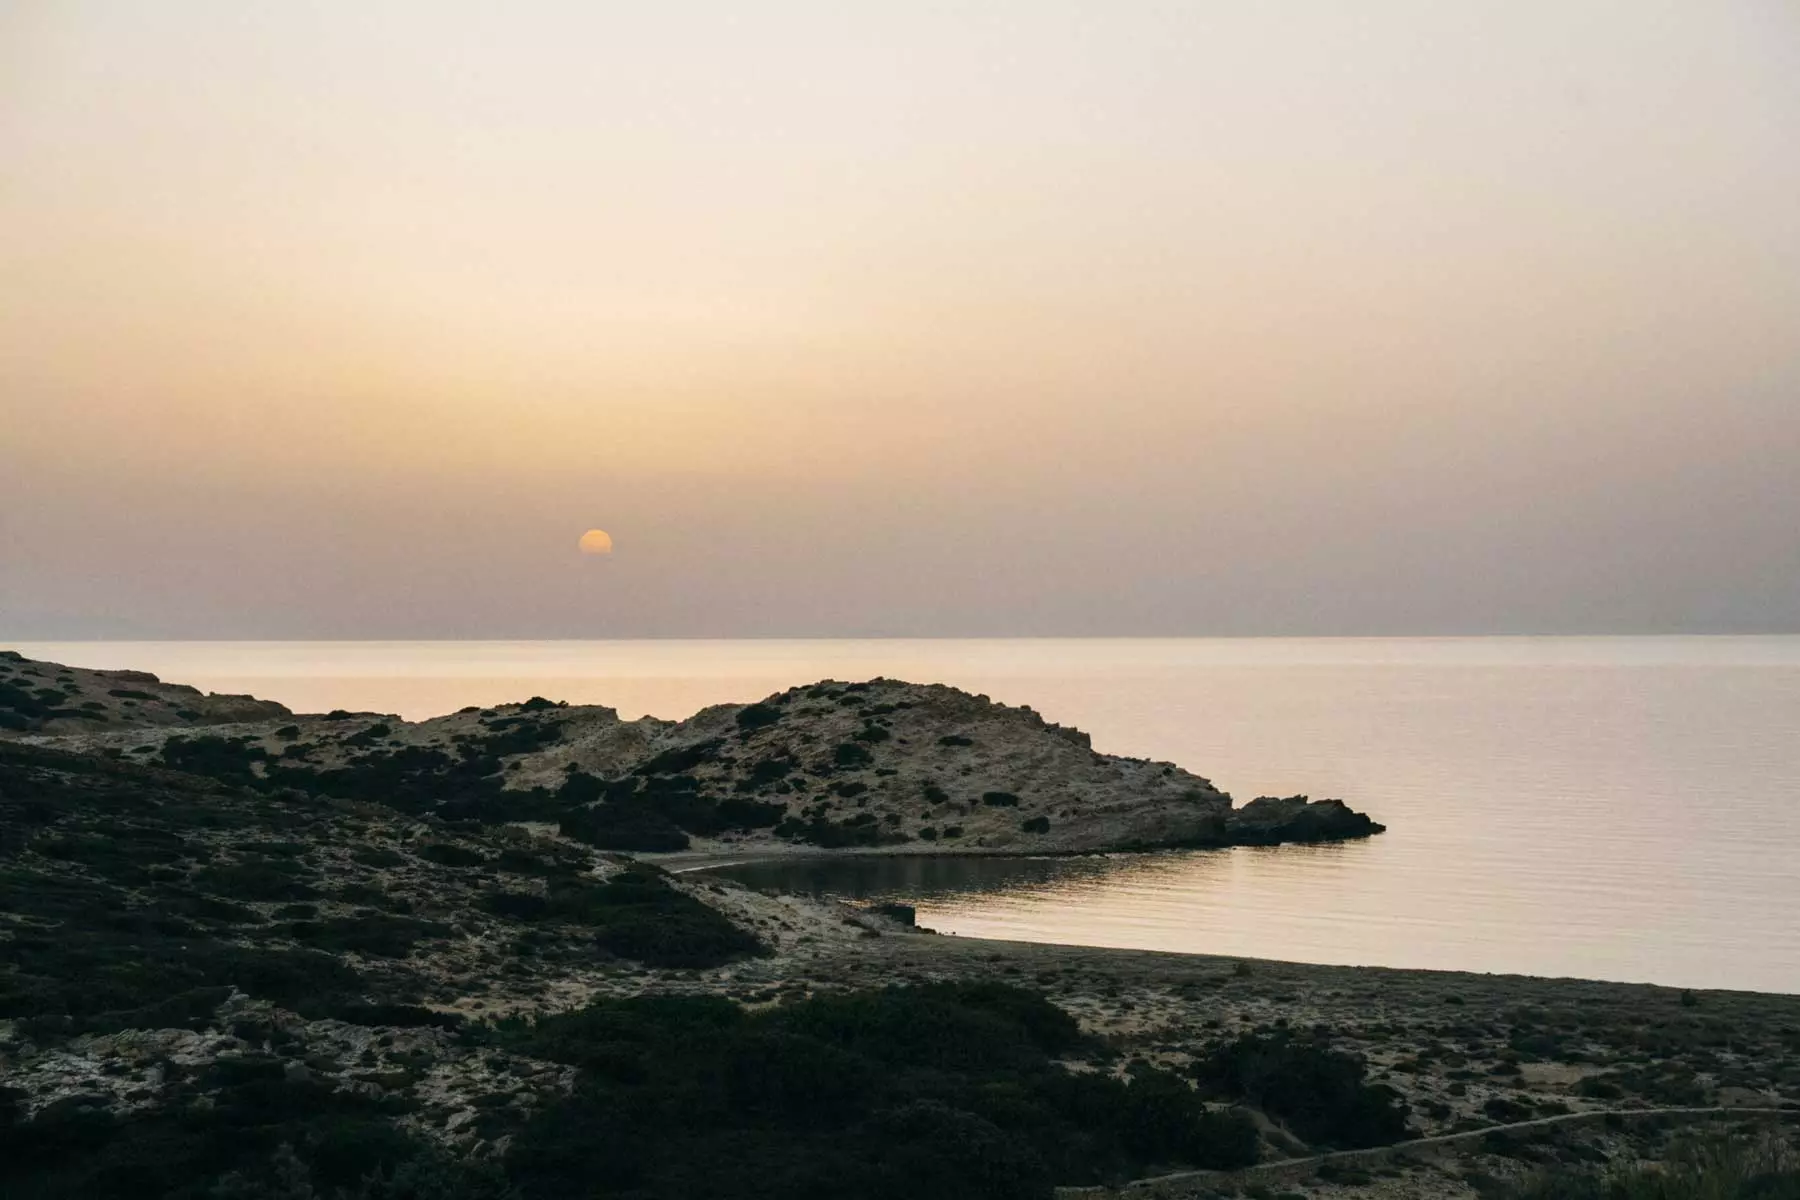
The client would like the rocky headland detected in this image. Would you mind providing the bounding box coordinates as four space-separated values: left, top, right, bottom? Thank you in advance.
2 652 1383 857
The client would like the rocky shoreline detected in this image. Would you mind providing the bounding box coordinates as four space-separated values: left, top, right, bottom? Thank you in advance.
4 648 1794 1200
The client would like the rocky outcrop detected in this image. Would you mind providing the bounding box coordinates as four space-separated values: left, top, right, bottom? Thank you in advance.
4 653 1384 856
1225 795 1387 845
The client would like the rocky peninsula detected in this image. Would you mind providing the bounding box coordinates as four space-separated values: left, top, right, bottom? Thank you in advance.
2 653 1383 857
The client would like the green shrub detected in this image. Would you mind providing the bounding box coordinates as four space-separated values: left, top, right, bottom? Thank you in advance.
1021 816 1051 834
196 862 321 902
734 703 783 732
559 806 690 853
481 872 764 970
833 742 874 768
1192 1030 1411 1149
983 791 1021 807
499 983 1256 1200
586 871 767 969
418 842 486 868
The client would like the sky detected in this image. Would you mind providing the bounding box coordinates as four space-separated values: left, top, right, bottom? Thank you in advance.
3 1 1798 638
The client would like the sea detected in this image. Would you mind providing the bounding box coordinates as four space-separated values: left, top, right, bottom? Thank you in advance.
16 637 1800 994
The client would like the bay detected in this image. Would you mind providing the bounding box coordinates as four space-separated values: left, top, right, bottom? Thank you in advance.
17 636 1800 992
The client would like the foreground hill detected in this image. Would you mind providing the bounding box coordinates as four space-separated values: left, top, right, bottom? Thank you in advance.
6 654 1383 856
3 739 1797 1200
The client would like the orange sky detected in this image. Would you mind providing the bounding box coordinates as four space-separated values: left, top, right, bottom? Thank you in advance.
4 2 1799 636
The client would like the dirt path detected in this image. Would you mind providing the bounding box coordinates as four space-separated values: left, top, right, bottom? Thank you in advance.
1055 1105 1798 1197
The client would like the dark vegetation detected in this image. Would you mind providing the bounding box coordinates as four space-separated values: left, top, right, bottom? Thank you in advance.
557 770 787 852
1494 1134 1800 1199
734 702 783 733
482 869 767 969
1192 1030 1412 1149
258 727 565 823
0 1055 508 1200
0 744 767 1037
490 983 1259 1199
0 745 392 1036
0 674 106 730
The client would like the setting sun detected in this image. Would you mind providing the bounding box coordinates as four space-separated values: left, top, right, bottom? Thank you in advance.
578 529 614 556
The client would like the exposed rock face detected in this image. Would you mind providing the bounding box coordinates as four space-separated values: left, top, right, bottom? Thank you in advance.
3 653 1384 855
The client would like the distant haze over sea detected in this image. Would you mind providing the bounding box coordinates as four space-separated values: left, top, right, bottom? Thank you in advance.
14 636 1800 992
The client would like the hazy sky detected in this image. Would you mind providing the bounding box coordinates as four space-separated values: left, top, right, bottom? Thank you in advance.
4 2 1798 638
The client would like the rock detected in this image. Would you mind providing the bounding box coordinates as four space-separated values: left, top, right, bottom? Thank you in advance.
1225 796 1386 845
870 903 917 927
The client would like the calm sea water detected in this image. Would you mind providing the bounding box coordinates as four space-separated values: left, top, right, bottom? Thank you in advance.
17 637 1800 993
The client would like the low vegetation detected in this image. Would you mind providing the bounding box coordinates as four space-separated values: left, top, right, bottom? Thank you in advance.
1191 1030 1412 1149
490 982 1259 1199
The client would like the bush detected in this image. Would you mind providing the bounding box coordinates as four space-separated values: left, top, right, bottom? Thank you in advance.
983 791 1021 807
586 871 767 969
499 983 1256 1200
833 742 874 768
482 871 765 970
277 914 450 958
559 806 690 853
1 1068 484 1200
196 862 321 902
1021 816 1051 834
734 703 783 732
1192 1031 1411 1149
417 843 486 868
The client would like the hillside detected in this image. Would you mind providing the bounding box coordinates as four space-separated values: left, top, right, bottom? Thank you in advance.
0 650 290 732
4 654 1798 1199
5 654 1382 856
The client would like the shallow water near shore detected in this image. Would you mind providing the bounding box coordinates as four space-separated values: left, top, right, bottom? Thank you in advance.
16 636 1800 993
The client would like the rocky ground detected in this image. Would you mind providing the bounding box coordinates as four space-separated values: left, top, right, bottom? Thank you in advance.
3 649 1797 1198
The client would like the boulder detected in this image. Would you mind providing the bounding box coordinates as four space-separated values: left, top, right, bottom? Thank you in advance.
1225 795 1386 845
